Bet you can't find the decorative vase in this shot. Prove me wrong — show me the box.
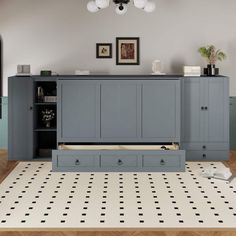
[45,121,50,128]
[203,64,219,76]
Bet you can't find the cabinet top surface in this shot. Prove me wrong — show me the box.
[9,74,228,81]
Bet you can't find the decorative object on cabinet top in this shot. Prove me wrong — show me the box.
[198,45,227,76]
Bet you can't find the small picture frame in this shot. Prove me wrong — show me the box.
[116,37,140,65]
[96,43,112,58]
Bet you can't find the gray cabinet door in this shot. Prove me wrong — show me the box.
[141,80,180,142]
[181,78,205,142]
[8,77,33,160]
[206,78,229,142]
[58,80,100,142]
[101,82,140,140]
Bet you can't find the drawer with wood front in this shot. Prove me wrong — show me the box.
[142,151,185,172]
[53,151,100,171]
[100,155,140,169]
[186,150,229,161]
[52,145,185,172]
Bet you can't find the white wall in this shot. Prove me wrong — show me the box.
[0,0,236,96]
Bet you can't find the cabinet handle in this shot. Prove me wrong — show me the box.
[117,159,123,166]
[29,106,33,111]
[160,159,165,165]
[202,154,206,159]
[75,159,80,165]
[202,145,206,149]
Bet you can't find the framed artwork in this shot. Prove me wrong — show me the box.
[96,43,112,58]
[116,37,140,65]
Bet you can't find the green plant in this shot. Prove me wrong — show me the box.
[198,45,226,65]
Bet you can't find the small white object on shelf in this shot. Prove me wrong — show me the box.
[44,96,57,103]
[16,64,31,76]
[151,60,166,75]
[75,70,90,75]
[183,66,201,77]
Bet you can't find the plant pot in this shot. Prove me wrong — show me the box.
[203,64,219,76]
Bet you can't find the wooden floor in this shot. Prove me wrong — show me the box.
[1,149,236,235]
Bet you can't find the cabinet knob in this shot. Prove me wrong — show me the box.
[160,159,165,165]
[202,154,206,159]
[204,106,208,110]
[29,106,33,111]
[75,159,80,165]
[117,159,123,166]
[202,145,206,149]
[201,106,204,110]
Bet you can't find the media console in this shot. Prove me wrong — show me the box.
[8,75,229,172]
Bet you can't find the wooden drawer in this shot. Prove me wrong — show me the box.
[100,155,139,168]
[182,142,229,151]
[142,151,185,172]
[52,149,185,172]
[186,150,229,161]
[53,150,100,171]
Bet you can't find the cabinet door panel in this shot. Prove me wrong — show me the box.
[8,77,33,160]
[207,78,229,142]
[101,83,139,139]
[58,81,100,141]
[182,78,204,142]
[142,81,180,141]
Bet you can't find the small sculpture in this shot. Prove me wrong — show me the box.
[151,60,166,75]
[42,109,55,128]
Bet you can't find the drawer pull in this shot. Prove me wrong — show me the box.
[117,159,123,166]
[202,154,206,159]
[160,159,165,165]
[75,159,80,165]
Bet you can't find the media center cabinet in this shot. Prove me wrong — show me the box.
[8,75,229,172]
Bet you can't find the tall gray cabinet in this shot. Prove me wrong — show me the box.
[8,77,33,160]
[181,77,229,160]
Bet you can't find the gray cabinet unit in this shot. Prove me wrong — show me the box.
[57,78,180,143]
[8,77,33,160]
[181,77,229,160]
[57,80,100,142]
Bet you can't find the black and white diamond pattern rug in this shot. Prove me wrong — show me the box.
[0,161,236,230]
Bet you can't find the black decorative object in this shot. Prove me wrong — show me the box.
[204,64,219,76]
[40,70,52,76]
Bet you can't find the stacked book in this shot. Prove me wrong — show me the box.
[183,66,201,77]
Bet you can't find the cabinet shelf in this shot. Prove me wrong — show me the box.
[34,128,57,132]
[35,102,57,105]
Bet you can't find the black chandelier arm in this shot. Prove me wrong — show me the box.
[113,0,130,5]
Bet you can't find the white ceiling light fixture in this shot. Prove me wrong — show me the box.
[133,0,147,9]
[95,0,110,9]
[115,3,128,15]
[87,1,99,12]
[87,0,156,15]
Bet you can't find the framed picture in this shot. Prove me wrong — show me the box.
[116,37,140,65]
[96,43,112,58]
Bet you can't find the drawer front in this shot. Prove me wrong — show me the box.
[56,154,100,168]
[182,142,229,151]
[100,155,139,168]
[143,155,180,167]
[186,150,229,161]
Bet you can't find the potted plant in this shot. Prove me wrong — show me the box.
[198,45,226,76]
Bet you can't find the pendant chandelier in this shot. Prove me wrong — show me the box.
[87,0,156,15]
